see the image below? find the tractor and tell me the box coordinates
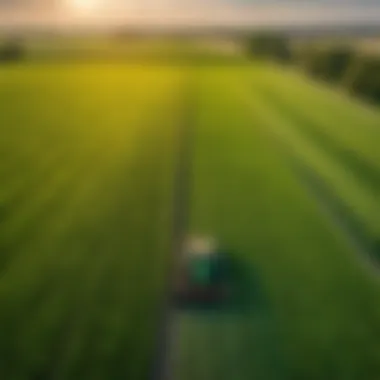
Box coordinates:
[175,236,233,307]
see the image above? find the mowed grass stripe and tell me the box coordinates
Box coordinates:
[183,66,380,380]
[55,103,182,380]
[0,147,69,250]
[0,63,179,272]
[0,172,113,379]
[238,72,379,242]
[251,81,380,193]
[177,67,286,380]
[252,65,380,166]
[0,158,120,315]
[0,164,113,377]
[0,64,183,379]
[0,160,97,259]
[0,147,71,211]
[0,137,66,187]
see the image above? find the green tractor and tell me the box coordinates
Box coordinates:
[175,236,232,307]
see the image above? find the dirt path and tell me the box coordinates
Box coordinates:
[150,74,195,380]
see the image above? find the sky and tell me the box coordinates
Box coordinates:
[1,0,380,28]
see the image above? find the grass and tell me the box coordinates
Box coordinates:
[242,64,379,243]
[172,66,380,380]
[0,62,183,379]
[0,45,379,380]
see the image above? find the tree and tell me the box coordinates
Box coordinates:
[0,38,25,63]
[296,45,355,83]
[247,33,292,63]
[343,56,380,103]
[318,46,355,82]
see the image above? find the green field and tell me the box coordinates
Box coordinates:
[0,46,379,380]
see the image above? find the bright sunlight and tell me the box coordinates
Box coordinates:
[68,0,102,13]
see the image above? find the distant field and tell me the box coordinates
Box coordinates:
[0,46,379,380]
[20,37,243,65]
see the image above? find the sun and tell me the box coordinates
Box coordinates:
[68,0,101,12]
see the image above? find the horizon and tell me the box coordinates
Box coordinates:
[1,1,380,30]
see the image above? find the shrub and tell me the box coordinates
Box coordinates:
[0,38,25,63]
[319,46,356,82]
[247,33,292,63]
[343,55,380,103]
[297,45,355,83]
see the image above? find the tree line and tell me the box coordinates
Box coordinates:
[246,33,380,105]
[0,38,25,63]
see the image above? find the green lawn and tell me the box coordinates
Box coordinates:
[0,49,379,380]
[0,63,183,379]
[175,66,380,380]
[245,64,379,242]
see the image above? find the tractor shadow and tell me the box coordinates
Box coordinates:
[174,249,271,318]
